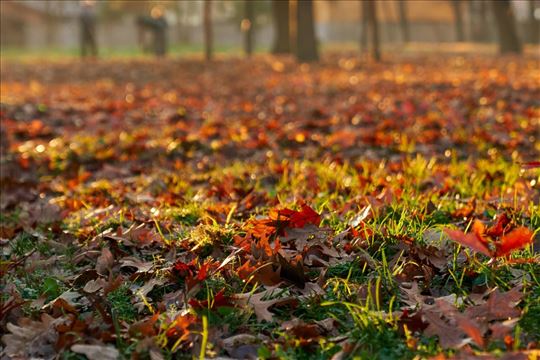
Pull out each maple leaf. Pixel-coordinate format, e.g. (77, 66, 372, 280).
(275, 202, 321, 228)
(197, 262, 209, 281)
(494, 227, 533, 257)
(188, 289, 233, 309)
(236, 260, 258, 281)
(172, 259, 212, 291)
(165, 313, 197, 340)
(422, 310, 469, 349)
(422, 299, 485, 348)
(290, 203, 321, 227)
(234, 288, 297, 322)
(129, 313, 159, 338)
(465, 287, 523, 322)
(444, 227, 491, 257)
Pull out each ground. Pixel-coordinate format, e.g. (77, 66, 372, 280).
(0, 53, 539, 359)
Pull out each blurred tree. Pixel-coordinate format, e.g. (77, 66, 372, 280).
(296, 0, 318, 62)
(492, 0, 522, 54)
(469, 0, 490, 42)
(359, 1, 368, 52)
(398, 0, 410, 43)
(366, 0, 380, 61)
(243, 0, 254, 56)
(528, 0, 539, 44)
(272, 0, 290, 54)
(451, 0, 465, 41)
(204, 0, 213, 61)
(45, 1, 55, 46)
(80, 0, 98, 58)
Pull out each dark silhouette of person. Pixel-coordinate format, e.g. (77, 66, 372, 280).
(136, 7, 168, 57)
(151, 7, 168, 57)
(80, 0, 98, 58)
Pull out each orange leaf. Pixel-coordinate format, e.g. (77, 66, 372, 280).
(444, 228, 492, 257)
(486, 213, 511, 237)
(495, 227, 533, 257)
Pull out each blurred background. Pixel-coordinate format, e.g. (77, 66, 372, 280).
(1, 0, 539, 60)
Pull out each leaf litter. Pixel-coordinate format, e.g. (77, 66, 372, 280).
(0, 54, 539, 359)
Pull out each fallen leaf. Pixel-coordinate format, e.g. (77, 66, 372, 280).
(495, 227, 533, 257)
(71, 344, 120, 360)
(444, 228, 491, 257)
(96, 247, 114, 275)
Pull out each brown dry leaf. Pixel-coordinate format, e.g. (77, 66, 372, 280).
(129, 314, 159, 338)
(489, 319, 519, 341)
(2, 314, 66, 359)
(220, 333, 259, 358)
(120, 256, 154, 273)
(83, 279, 105, 293)
(277, 252, 306, 288)
(464, 286, 523, 322)
(234, 288, 296, 322)
(422, 309, 470, 349)
(96, 247, 114, 275)
(281, 225, 330, 250)
(25, 201, 63, 225)
(71, 344, 120, 360)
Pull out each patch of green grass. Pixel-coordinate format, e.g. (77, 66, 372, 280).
(12, 269, 66, 301)
(61, 351, 88, 360)
(10, 232, 36, 256)
(108, 285, 137, 322)
(349, 324, 413, 360)
(0, 209, 20, 225)
(269, 339, 342, 360)
(326, 260, 367, 282)
(167, 204, 202, 226)
(520, 287, 540, 342)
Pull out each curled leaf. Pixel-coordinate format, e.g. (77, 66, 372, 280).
(444, 228, 491, 257)
(495, 227, 533, 257)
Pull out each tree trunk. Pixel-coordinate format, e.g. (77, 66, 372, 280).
(45, 1, 55, 46)
(398, 0, 410, 43)
(366, 0, 381, 61)
(469, 1, 481, 42)
(492, 0, 522, 54)
(478, 0, 490, 42)
(359, 1, 369, 52)
(452, 0, 465, 42)
(204, 0, 213, 61)
(528, 0, 540, 44)
(243, 0, 254, 56)
(272, 0, 290, 54)
(296, 0, 318, 62)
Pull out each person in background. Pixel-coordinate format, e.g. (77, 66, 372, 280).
(136, 7, 168, 57)
(80, 0, 98, 58)
(151, 6, 168, 57)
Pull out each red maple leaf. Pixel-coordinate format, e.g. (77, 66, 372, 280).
(494, 227, 533, 257)
(521, 161, 540, 169)
(445, 220, 533, 258)
(444, 227, 492, 257)
(188, 289, 233, 310)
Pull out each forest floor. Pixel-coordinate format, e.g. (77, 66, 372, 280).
(0, 53, 539, 359)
